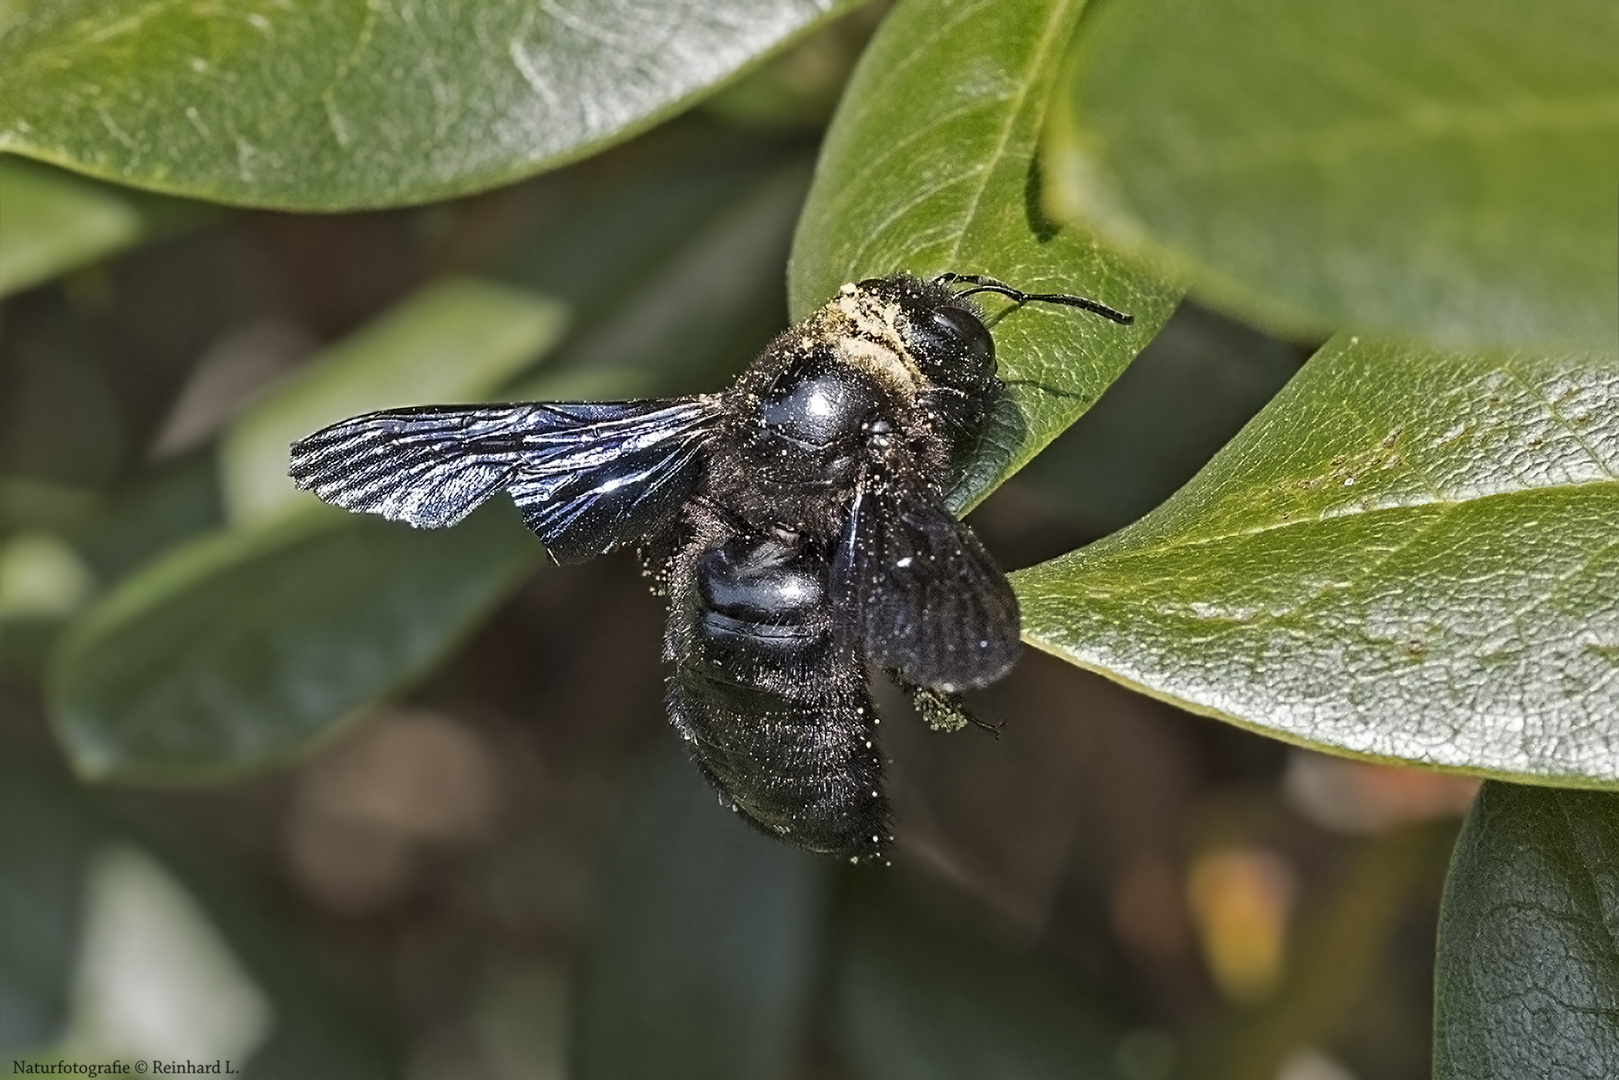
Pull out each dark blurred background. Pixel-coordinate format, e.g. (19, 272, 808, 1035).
(0, 11, 1481, 1080)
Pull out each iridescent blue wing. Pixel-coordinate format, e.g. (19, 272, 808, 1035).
(289, 398, 719, 563)
(831, 469, 1020, 692)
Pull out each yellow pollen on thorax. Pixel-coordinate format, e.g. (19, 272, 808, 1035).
(828, 290, 924, 393)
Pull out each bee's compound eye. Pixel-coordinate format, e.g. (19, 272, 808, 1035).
(916, 306, 994, 366)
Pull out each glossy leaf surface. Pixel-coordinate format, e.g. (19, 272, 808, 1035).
(0, 0, 855, 209)
(1435, 782, 1619, 1077)
(1051, 0, 1619, 353)
(1018, 337, 1619, 784)
(789, 0, 1179, 510)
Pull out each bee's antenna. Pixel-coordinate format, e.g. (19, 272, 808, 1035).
(937, 272, 1134, 325)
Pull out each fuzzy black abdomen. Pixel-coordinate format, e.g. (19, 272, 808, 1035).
(667, 533, 890, 860)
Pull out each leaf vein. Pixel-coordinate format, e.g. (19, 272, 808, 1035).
(944, 0, 1074, 265)
(1077, 476, 1619, 566)
(1182, 98, 1619, 179)
(1499, 363, 1619, 482)
(846, 168, 986, 271)
(815, 97, 1008, 226)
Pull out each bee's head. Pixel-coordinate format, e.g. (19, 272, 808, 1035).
(853, 275, 999, 399)
(853, 272, 1133, 396)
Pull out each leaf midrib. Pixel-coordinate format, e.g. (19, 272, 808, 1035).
(1160, 96, 1619, 180)
(942, 0, 1076, 266)
(807, 0, 995, 231)
(1041, 473, 1619, 570)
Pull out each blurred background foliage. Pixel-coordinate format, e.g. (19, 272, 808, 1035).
(2, 0, 1615, 1078)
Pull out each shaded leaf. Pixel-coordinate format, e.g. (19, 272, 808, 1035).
(1017, 337, 1619, 784)
(47, 151, 812, 782)
(71, 452, 224, 585)
(49, 504, 539, 782)
(492, 127, 807, 318)
(831, 878, 1124, 1080)
(0, 753, 398, 1075)
(572, 750, 829, 1080)
(0, 759, 98, 1051)
(788, 0, 1178, 510)
(1051, 0, 1619, 354)
(508, 158, 814, 399)
(0, 0, 858, 209)
(1434, 782, 1619, 1078)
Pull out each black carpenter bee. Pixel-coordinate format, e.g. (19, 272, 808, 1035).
(289, 274, 1131, 862)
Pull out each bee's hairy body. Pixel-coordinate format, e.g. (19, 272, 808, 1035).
(289, 274, 1128, 862)
(647, 277, 996, 860)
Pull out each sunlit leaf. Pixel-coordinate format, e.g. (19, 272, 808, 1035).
(0, 0, 859, 209)
(1018, 303, 1301, 535)
(789, 0, 1179, 510)
(1051, 0, 1619, 353)
(1018, 337, 1619, 784)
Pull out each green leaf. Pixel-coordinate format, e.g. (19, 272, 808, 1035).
(831, 879, 1124, 1080)
(0, 758, 99, 1051)
(788, 0, 1179, 510)
(0, 0, 859, 210)
(0, 156, 197, 296)
(573, 751, 829, 1080)
(49, 505, 538, 782)
(510, 158, 814, 399)
(47, 149, 809, 783)
(220, 277, 568, 524)
(1018, 302, 1301, 536)
(1017, 337, 1619, 784)
(1051, 0, 1619, 354)
(1434, 782, 1619, 1078)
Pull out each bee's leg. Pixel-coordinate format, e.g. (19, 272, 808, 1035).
(892, 675, 1002, 738)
